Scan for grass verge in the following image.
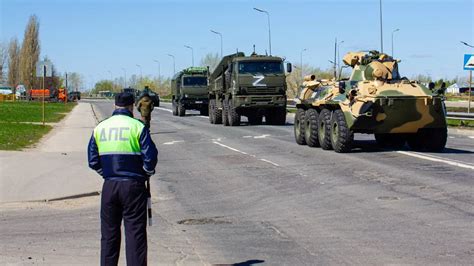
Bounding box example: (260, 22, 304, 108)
(0, 123, 52, 150)
(0, 102, 76, 123)
(0, 102, 76, 150)
(446, 119, 474, 128)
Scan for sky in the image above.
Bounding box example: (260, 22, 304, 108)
(1, 0, 473, 88)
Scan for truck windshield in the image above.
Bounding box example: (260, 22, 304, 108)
(238, 61, 283, 74)
(183, 76, 207, 86)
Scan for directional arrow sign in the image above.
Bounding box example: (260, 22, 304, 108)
(464, 54, 474, 71)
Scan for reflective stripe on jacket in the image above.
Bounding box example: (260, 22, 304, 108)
(88, 108, 158, 181)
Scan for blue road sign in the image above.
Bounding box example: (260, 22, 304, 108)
(464, 54, 474, 71)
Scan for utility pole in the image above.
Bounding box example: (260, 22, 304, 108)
(254, 8, 272, 55)
(460, 41, 473, 113)
(300, 48, 307, 82)
(121, 67, 127, 88)
(136, 64, 142, 82)
(153, 59, 161, 80)
(337, 40, 344, 77)
(379, 0, 384, 53)
(333, 38, 337, 79)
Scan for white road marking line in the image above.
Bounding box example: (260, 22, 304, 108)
(396, 151, 474, 170)
(242, 136, 252, 138)
(213, 141, 248, 155)
(259, 159, 280, 167)
(155, 107, 172, 113)
(254, 134, 270, 139)
(197, 116, 208, 119)
(469, 136, 474, 139)
(448, 136, 455, 139)
(162, 140, 184, 145)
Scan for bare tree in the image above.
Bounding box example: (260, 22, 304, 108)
(200, 52, 220, 72)
(8, 38, 21, 90)
(0, 42, 7, 85)
(19, 15, 40, 92)
(67, 72, 83, 91)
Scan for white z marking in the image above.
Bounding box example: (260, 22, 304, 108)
(252, 75, 267, 87)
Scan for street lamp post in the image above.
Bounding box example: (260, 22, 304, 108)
(167, 54, 176, 75)
(253, 7, 272, 55)
(121, 68, 127, 88)
(379, 0, 384, 53)
(153, 59, 161, 80)
(337, 40, 344, 76)
(300, 48, 307, 81)
(460, 41, 473, 113)
(108, 70, 113, 91)
(136, 64, 142, 83)
(184, 45, 194, 66)
(391, 28, 400, 57)
(210, 30, 223, 58)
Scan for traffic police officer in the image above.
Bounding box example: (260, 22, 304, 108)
(88, 92, 158, 266)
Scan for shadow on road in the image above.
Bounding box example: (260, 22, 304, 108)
(213, 259, 265, 266)
(150, 131, 178, 135)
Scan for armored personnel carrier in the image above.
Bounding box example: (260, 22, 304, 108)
(171, 67, 209, 116)
(294, 51, 447, 153)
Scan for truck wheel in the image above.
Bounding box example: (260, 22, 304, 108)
(304, 109, 320, 147)
(172, 101, 178, 116)
(274, 107, 287, 125)
(209, 100, 215, 124)
(318, 108, 333, 150)
(248, 113, 263, 125)
(178, 102, 186, 117)
(222, 100, 229, 126)
(227, 100, 240, 126)
(215, 103, 223, 124)
(375, 134, 406, 149)
(200, 105, 209, 116)
(294, 108, 306, 145)
(330, 109, 353, 153)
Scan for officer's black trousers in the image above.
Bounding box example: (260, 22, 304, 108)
(101, 180, 147, 266)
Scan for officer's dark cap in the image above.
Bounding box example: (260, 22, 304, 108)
(115, 93, 134, 107)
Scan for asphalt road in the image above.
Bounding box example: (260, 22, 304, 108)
(1, 99, 472, 265)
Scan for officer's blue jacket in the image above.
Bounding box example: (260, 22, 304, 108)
(88, 108, 158, 181)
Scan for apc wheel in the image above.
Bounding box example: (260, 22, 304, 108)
(407, 128, 447, 152)
(304, 109, 320, 147)
(172, 101, 178, 116)
(227, 100, 240, 126)
(178, 102, 185, 117)
(294, 108, 306, 145)
(330, 109, 353, 153)
(375, 134, 406, 149)
(222, 100, 229, 126)
(317, 108, 333, 150)
(248, 113, 263, 125)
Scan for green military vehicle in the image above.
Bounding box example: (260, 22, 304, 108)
(208, 52, 291, 126)
(171, 67, 209, 116)
(294, 51, 447, 153)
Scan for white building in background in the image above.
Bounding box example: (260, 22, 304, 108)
(447, 83, 460, 94)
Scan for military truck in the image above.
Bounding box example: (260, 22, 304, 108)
(208, 52, 291, 126)
(294, 51, 447, 153)
(171, 67, 209, 116)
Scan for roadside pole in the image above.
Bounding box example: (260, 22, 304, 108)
(42, 65, 46, 126)
(469, 70, 472, 113)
